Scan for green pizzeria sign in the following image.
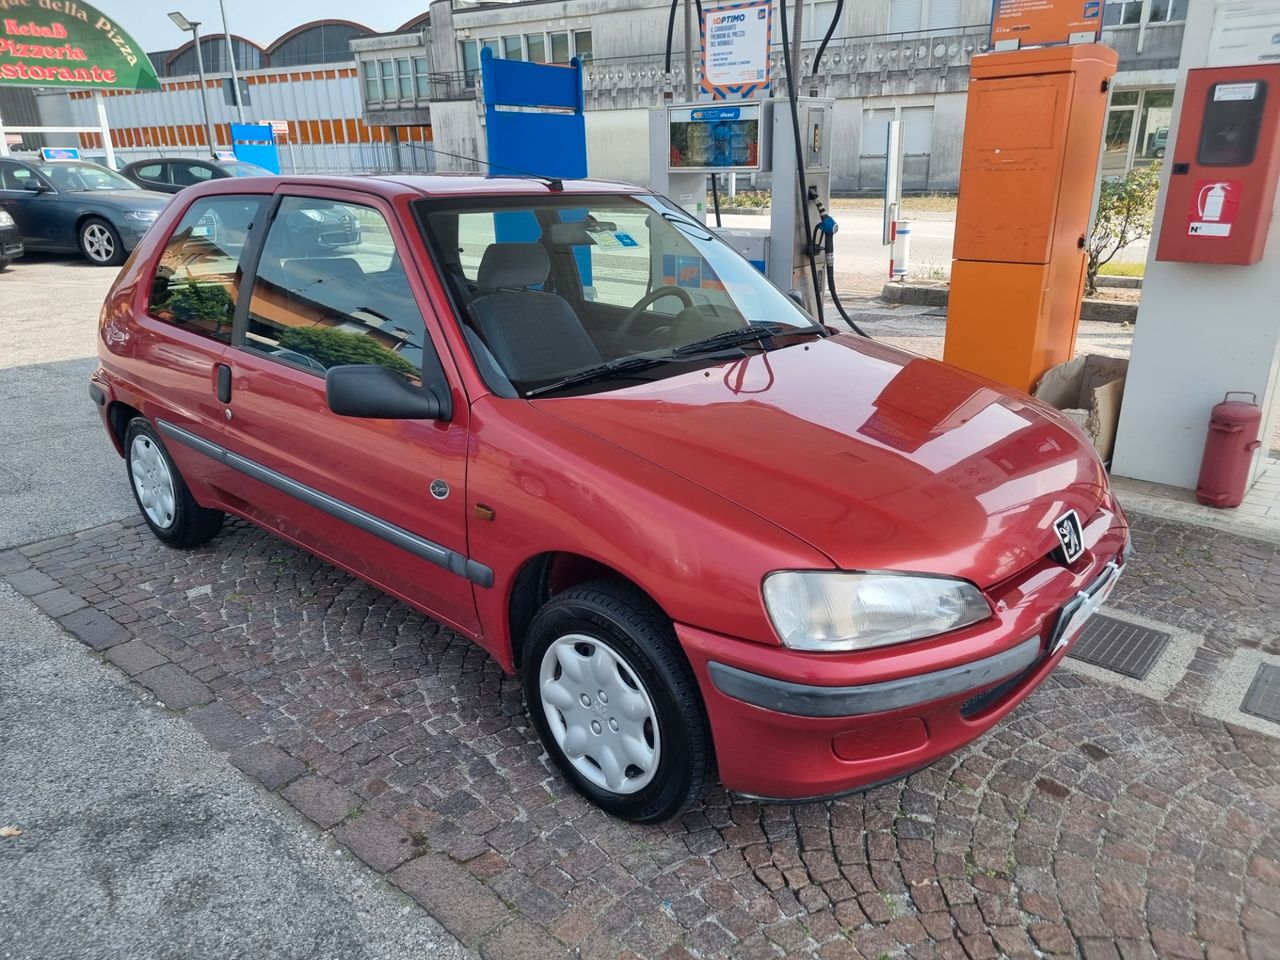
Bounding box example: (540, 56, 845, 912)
(0, 0, 158, 89)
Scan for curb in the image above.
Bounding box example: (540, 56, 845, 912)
(879, 282, 1138, 323)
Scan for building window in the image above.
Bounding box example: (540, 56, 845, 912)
(573, 30, 593, 62)
(1103, 0, 1142, 26)
(459, 39, 479, 80)
(861, 108, 895, 156)
(888, 0, 960, 33)
(363, 60, 379, 102)
(1146, 0, 1188, 23)
(397, 58, 413, 98)
(414, 57, 429, 98)
(380, 59, 396, 101)
(502, 36, 523, 60)
(482, 38, 500, 60)
(1134, 89, 1175, 165)
(550, 31, 570, 64)
(526, 33, 546, 62)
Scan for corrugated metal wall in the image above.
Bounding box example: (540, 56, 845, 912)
(44, 64, 434, 174)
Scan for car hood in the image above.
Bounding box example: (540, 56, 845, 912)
(536, 335, 1109, 588)
(78, 189, 170, 210)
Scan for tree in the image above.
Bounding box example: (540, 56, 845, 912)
(1085, 163, 1162, 295)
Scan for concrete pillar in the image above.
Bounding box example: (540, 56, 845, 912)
(1111, 2, 1280, 489)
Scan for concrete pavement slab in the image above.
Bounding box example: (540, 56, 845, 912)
(0, 580, 473, 960)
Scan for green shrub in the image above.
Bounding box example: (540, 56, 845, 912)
(1086, 165, 1160, 295)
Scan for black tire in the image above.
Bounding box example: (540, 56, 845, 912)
(522, 579, 710, 823)
(124, 418, 224, 548)
(79, 216, 125, 266)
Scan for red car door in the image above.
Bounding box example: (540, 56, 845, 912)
(212, 186, 480, 636)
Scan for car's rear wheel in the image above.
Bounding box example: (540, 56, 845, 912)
(522, 580, 710, 822)
(79, 217, 124, 266)
(124, 418, 223, 548)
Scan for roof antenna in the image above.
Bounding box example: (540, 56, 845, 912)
(404, 144, 564, 190)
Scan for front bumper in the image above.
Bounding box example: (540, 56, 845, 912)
(0, 225, 23, 261)
(680, 500, 1130, 801)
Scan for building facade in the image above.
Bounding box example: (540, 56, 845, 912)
(23, 1, 1187, 189)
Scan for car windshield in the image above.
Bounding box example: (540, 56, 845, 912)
(220, 161, 272, 177)
(417, 193, 821, 398)
(37, 161, 135, 192)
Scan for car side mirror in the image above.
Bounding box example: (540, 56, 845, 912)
(23, 181, 48, 193)
(325, 363, 452, 421)
(787, 289, 807, 309)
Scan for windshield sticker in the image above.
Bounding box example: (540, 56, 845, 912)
(615, 233, 638, 247)
(584, 224, 620, 248)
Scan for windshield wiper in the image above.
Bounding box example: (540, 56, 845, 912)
(672, 322, 827, 357)
(524, 353, 675, 398)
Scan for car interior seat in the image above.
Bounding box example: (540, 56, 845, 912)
(468, 243, 602, 383)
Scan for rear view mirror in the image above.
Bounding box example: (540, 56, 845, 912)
(326, 364, 451, 421)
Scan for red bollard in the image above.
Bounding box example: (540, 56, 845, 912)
(1195, 392, 1264, 508)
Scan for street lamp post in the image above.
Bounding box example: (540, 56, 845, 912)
(219, 0, 246, 123)
(169, 12, 219, 156)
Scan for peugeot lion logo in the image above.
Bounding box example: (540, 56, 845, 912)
(1053, 509, 1084, 564)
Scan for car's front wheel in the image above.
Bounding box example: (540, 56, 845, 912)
(124, 418, 224, 547)
(523, 580, 710, 822)
(79, 217, 125, 266)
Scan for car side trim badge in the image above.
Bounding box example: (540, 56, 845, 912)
(1053, 509, 1085, 565)
(156, 420, 493, 588)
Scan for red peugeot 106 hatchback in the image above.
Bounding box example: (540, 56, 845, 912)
(92, 175, 1129, 822)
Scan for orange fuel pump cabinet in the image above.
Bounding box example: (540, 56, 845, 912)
(1195, 392, 1264, 508)
(944, 45, 1118, 393)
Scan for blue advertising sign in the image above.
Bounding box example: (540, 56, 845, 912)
(40, 147, 80, 160)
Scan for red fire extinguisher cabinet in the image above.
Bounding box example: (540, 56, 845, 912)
(1195, 392, 1264, 508)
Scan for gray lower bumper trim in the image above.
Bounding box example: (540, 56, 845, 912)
(156, 419, 493, 588)
(708, 633, 1043, 718)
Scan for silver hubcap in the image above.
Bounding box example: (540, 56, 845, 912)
(130, 434, 176, 529)
(538, 634, 660, 794)
(83, 223, 115, 262)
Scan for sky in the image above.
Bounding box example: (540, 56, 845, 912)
(114, 0, 437, 51)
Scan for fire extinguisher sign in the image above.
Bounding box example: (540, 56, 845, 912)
(1187, 179, 1243, 238)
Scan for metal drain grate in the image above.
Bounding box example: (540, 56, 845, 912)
(1241, 663, 1280, 724)
(1067, 614, 1170, 679)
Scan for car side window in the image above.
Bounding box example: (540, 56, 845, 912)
(172, 163, 213, 187)
(243, 196, 428, 381)
(148, 195, 267, 343)
(136, 162, 165, 183)
(1, 163, 39, 191)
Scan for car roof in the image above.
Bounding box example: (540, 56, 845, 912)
(180, 172, 647, 200)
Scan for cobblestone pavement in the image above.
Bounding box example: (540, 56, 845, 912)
(2, 510, 1277, 960)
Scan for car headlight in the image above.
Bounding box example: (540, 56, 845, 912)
(0, 210, 13, 227)
(762, 571, 992, 652)
(124, 210, 160, 223)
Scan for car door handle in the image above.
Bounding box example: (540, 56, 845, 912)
(216, 363, 232, 404)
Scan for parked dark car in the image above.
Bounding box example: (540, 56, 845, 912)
(122, 156, 360, 247)
(0, 158, 169, 266)
(121, 156, 274, 194)
(0, 208, 22, 268)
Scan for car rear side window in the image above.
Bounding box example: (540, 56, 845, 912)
(242, 197, 428, 381)
(136, 162, 165, 182)
(148, 195, 267, 343)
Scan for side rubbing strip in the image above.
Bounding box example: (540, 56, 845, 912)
(156, 420, 493, 588)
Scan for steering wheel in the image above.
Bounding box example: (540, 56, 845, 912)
(617, 285, 694, 340)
